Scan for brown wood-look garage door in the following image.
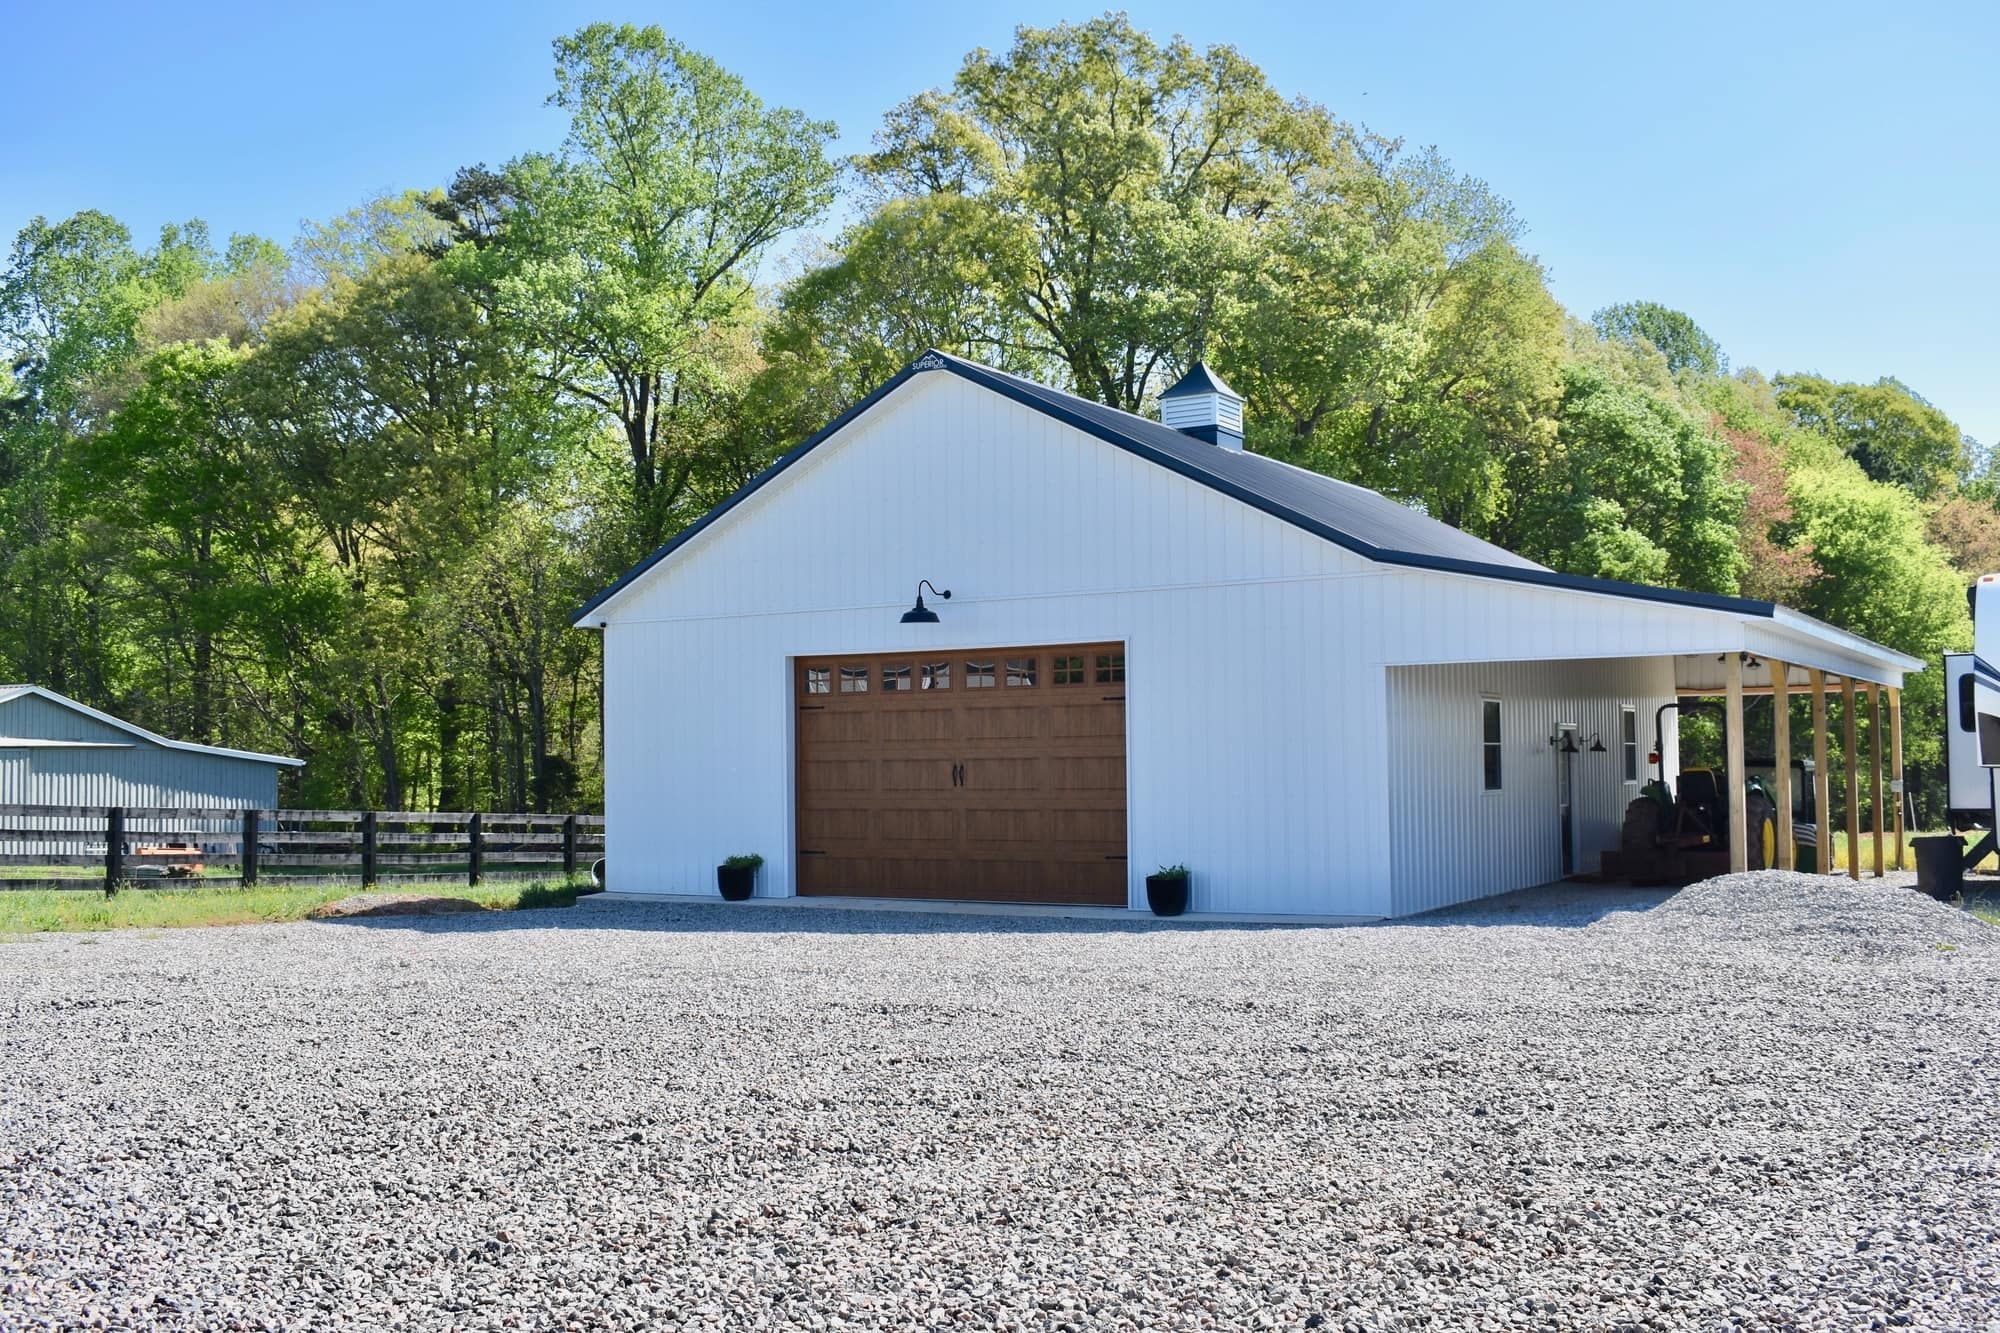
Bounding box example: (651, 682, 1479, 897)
(795, 643, 1127, 905)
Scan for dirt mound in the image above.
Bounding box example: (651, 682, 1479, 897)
(310, 893, 490, 920)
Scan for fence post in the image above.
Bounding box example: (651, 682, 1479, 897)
(467, 812, 483, 886)
(241, 809, 260, 887)
(360, 811, 378, 887)
(563, 814, 578, 880)
(104, 806, 125, 897)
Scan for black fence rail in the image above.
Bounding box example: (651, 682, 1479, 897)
(0, 805, 605, 893)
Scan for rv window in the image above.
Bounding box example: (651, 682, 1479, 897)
(1963, 672, 1978, 731)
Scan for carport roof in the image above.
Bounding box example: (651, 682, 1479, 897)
(570, 352, 1924, 679)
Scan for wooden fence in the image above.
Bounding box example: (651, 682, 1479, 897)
(0, 805, 605, 893)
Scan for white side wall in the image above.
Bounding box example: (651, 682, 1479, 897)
(1386, 657, 1679, 915)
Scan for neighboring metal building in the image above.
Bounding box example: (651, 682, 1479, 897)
(575, 350, 1922, 917)
(0, 686, 302, 809)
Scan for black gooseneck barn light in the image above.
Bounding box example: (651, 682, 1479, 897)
(900, 580, 952, 624)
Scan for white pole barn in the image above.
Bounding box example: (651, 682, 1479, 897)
(576, 352, 1921, 917)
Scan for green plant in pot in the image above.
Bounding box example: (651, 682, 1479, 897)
(1145, 864, 1191, 917)
(717, 853, 763, 901)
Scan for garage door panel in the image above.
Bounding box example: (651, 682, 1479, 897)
(796, 643, 1126, 906)
(874, 808, 958, 842)
(878, 758, 951, 791)
(958, 705, 1046, 742)
(879, 709, 957, 743)
(1048, 756, 1123, 791)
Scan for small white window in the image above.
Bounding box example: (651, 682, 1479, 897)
(1621, 706, 1639, 783)
(1481, 699, 1503, 791)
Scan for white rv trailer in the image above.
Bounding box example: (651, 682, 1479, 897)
(1945, 574, 2000, 866)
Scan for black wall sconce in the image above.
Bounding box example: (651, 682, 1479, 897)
(1547, 729, 1606, 754)
(900, 579, 952, 624)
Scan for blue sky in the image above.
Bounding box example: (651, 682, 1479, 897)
(7, 1, 1996, 443)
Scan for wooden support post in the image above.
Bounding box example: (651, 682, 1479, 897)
(563, 814, 579, 880)
(1842, 677, 1861, 881)
(1726, 653, 1748, 874)
(1889, 687, 1905, 872)
(467, 811, 484, 886)
(1869, 685, 1885, 878)
(1809, 669, 1831, 875)
(1770, 659, 1793, 870)
(242, 808, 260, 887)
(104, 806, 124, 897)
(360, 811, 378, 887)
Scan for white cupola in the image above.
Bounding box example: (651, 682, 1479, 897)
(1159, 362, 1245, 450)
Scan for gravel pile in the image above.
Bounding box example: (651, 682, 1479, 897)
(3, 875, 1998, 1331)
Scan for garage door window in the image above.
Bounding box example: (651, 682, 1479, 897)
(966, 660, 996, 688)
(1053, 654, 1085, 685)
(804, 666, 831, 695)
(1096, 652, 1124, 684)
(840, 666, 869, 694)
(882, 664, 912, 691)
(921, 662, 951, 690)
(1006, 657, 1037, 687)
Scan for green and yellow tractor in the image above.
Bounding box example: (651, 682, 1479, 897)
(1605, 700, 1817, 885)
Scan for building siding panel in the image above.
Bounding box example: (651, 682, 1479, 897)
(1385, 658, 1679, 916)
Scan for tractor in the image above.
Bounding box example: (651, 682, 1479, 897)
(1606, 699, 1816, 885)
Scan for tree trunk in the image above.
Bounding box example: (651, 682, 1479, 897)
(436, 676, 463, 812)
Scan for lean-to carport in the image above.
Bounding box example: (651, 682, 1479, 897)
(1669, 623, 1924, 879)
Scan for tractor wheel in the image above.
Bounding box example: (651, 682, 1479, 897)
(1746, 790, 1779, 870)
(1621, 796, 1663, 855)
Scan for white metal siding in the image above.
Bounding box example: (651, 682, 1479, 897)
(1385, 658, 1679, 915)
(602, 373, 1394, 916)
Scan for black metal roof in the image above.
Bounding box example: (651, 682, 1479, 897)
(574, 350, 1778, 623)
(1160, 361, 1240, 400)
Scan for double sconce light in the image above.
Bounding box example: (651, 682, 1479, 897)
(1548, 729, 1609, 755)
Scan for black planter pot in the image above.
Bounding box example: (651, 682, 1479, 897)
(1145, 873, 1190, 917)
(717, 864, 757, 901)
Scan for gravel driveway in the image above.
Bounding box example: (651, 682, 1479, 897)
(3, 873, 1998, 1331)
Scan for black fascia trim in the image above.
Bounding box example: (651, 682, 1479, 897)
(939, 356, 1779, 620)
(574, 349, 1780, 626)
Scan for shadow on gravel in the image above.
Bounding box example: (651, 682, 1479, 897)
(311, 883, 1680, 937)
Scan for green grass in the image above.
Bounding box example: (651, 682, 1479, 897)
(1814, 829, 1994, 874)
(0, 878, 592, 935)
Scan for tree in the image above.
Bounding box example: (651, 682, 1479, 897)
(1505, 363, 1746, 592)
(67, 340, 320, 745)
(856, 13, 1345, 412)
(1774, 373, 1968, 497)
(1592, 301, 1726, 377)
(470, 23, 839, 549)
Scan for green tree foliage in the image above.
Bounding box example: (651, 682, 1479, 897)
(1504, 363, 1746, 592)
(855, 13, 1343, 410)
(1774, 373, 1968, 497)
(1592, 300, 1727, 376)
(469, 23, 839, 549)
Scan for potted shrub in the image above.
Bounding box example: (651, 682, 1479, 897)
(717, 853, 762, 901)
(1146, 864, 1191, 917)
